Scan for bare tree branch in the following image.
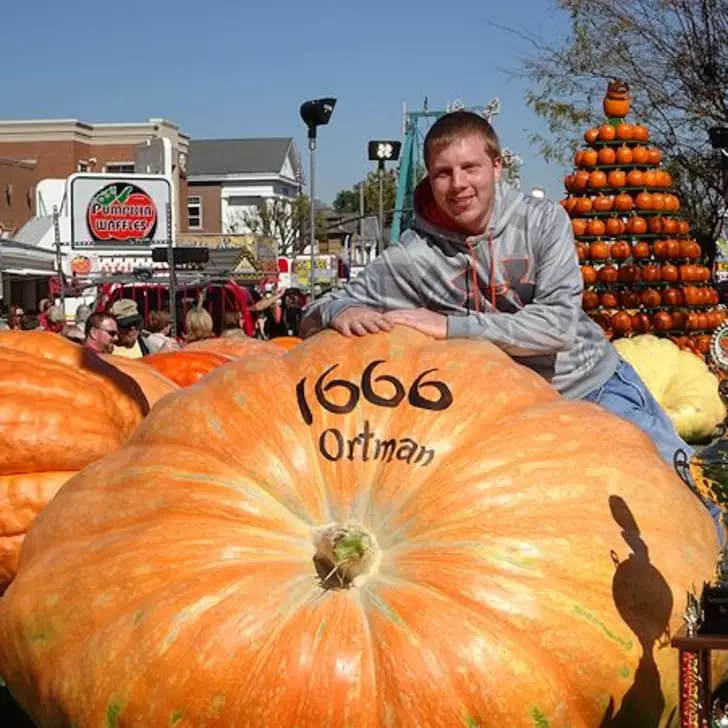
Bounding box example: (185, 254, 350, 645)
(514, 0, 728, 243)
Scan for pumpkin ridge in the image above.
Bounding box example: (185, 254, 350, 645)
(15, 447, 317, 556)
(225, 575, 333, 718)
(366, 397, 566, 542)
(353, 588, 379, 720)
(367, 574, 596, 725)
(128, 362, 333, 526)
(361, 580, 476, 726)
(118, 445, 320, 534)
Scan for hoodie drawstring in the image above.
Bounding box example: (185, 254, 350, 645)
(466, 231, 496, 313)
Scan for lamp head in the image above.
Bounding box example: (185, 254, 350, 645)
(300, 98, 337, 140)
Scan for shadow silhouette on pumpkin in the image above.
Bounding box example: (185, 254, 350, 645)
(599, 495, 676, 728)
(0, 684, 35, 727)
(80, 347, 151, 416)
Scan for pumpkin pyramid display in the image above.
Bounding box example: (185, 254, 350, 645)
(563, 80, 726, 359)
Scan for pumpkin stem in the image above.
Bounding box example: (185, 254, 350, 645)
(312, 521, 381, 590)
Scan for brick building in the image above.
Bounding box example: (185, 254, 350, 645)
(0, 118, 190, 235)
(0, 157, 36, 236)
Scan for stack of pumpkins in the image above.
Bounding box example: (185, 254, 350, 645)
(562, 80, 726, 358)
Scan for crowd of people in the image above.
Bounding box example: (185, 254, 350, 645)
(0, 283, 305, 359)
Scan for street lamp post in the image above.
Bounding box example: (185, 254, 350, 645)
(368, 140, 401, 256)
(299, 97, 336, 301)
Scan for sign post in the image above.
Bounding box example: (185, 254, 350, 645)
(165, 202, 177, 338)
(52, 206, 64, 314)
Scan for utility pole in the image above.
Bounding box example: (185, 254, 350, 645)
(166, 202, 177, 338)
(299, 97, 336, 300)
(367, 141, 401, 256)
(52, 206, 64, 314)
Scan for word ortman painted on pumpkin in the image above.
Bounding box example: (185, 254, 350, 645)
(295, 359, 453, 467)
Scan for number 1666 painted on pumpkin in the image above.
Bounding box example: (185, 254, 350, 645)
(296, 360, 454, 426)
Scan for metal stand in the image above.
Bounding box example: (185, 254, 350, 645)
(672, 628, 720, 727)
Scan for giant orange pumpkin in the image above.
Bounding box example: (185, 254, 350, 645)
(143, 350, 234, 387)
(0, 332, 176, 592)
(0, 328, 722, 727)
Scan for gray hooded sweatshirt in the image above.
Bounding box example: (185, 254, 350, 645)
(302, 179, 619, 399)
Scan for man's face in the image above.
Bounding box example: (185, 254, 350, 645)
(117, 323, 139, 348)
(427, 133, 502, 235)
(89, 319, 118, 354)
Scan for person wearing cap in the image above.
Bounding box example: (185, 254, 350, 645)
(109, 299, 150, 359)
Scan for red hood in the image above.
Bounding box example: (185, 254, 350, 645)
(413, 177, 499, 313)
(413, 178, 466, 235)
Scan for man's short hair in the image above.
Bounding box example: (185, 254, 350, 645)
(424, 110, 501, 169)
(85, 312, 115, 337)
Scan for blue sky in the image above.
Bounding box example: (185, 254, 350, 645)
(3, 0, 570, 204)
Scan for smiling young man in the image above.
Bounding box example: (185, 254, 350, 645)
(303, 110, 616, 399)
(301, 110, 725, 542)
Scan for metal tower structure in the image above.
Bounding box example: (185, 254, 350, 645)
(391, 98, 523, 243)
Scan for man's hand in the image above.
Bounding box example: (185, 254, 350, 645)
(331, 307, 393, 337)
(384, 309, 447, 340)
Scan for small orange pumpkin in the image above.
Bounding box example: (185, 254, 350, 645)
(597, 147, 616, 165)
(603, 79, 631, 118)
(584, 127, 600, 145)
(608, 169, 627, 188)
(143, 350, 234, 388)
(615, 122, 633, 141)
(632, 124, 650, 143)
(598, 123, 617, 141)
(185, 336, 285, 359)
(615, 145, 634, 165)
(270, 336, 303, 350)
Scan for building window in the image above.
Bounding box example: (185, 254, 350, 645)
(105, 163, 136, 174)
(78, 161, 89, 172)
(187, 196, 202, 229)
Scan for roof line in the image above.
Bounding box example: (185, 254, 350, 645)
(191, 136, 294, 143)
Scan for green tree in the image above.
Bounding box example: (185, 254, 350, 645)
(333, 169, 399, 226)
(513, 0, 728, 248)
(226, 196, 327, 257)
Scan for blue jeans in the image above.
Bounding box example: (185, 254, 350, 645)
(583, 358, 724, 545)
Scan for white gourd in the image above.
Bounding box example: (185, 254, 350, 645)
(614, 335, 725, 442)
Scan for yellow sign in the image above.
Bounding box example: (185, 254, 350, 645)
(294, 255, 337, 286)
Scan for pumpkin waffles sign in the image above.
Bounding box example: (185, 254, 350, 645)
(69, 173, 172, 248)
(296, 360, 453, 467)
(87, 183, 157, 241)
